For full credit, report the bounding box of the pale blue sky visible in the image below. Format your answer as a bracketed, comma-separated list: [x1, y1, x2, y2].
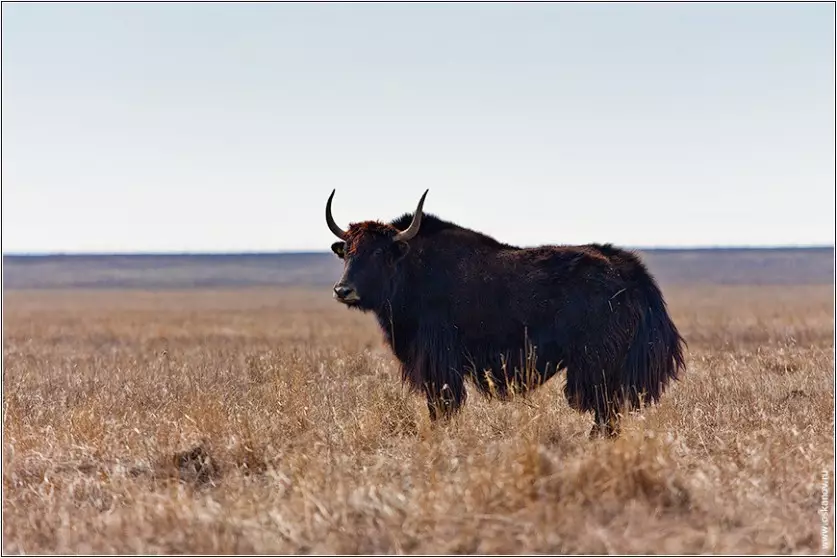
[2, 2, 834, 253]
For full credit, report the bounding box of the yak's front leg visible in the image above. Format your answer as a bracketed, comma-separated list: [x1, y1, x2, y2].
[424, 378, 467, 421]
[406, 328, 467, 421]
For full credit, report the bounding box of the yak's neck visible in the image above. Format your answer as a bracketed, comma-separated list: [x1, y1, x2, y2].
[373, 283, 416, 359]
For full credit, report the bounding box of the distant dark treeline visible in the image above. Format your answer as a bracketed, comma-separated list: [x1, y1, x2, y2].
[3, 248, 834, 289]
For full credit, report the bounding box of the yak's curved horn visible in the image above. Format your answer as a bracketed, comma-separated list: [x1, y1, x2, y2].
[325, 189, 348, 240]
[393, 190, 429, 242]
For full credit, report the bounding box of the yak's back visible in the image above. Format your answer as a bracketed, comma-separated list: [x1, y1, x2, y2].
[534, 242, 652, 284]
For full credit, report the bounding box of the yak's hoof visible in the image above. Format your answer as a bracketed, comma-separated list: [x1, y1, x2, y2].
[589, 421, 620, 439]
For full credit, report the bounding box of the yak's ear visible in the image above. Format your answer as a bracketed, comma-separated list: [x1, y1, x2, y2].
[331, 241, 346, 259]
[389, 241, 410, 263]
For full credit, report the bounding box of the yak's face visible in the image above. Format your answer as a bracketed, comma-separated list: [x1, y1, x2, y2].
[325, 189, 428, 312]
[330, 229, 410, 311]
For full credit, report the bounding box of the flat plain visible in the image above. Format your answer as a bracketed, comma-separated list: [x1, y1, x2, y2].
[2, 250, 835, 553]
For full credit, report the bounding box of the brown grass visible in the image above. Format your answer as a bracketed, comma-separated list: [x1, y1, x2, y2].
[3, 285, 834, 554]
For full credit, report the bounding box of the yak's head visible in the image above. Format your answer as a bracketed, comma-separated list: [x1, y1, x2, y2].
[325, 189, 428, 311]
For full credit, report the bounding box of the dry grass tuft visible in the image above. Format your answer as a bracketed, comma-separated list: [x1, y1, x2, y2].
[2, 285, 834, 553]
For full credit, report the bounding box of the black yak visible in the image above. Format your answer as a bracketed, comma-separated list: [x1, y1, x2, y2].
[325, 190, 685, 436]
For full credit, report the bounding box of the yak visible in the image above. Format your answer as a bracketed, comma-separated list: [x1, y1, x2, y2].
[325, 190, 685, 436]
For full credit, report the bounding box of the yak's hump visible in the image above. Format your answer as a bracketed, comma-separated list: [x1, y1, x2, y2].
[390, 212, 518, 250]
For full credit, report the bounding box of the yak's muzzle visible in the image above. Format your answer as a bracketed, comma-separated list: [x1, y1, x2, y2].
[333, 284, 360, 304]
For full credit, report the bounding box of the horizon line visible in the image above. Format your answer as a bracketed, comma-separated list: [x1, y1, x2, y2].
[3, 244, 834, 258]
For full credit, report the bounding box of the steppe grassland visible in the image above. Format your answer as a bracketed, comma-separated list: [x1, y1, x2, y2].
[3, 285, 834, 553]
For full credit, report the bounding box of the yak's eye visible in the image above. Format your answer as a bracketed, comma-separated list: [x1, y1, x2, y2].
[373, 248, 383, 257]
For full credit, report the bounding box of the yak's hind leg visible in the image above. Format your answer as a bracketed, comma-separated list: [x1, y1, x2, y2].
[591, 397, 621, 438]
[563, 362, 624, 438]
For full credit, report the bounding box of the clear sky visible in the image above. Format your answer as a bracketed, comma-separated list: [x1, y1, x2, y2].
[2, 2, 834, 253]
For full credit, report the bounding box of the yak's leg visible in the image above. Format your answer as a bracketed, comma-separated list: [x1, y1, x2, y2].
[591, 403, 621, 438]
[564, 363, 622, 438]
[424, 377, 467, 421]
[411, 331, 466, 421]
[589, 376, 629, 438]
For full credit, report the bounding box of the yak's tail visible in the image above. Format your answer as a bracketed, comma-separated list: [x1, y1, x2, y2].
[619, 264, 686, 410]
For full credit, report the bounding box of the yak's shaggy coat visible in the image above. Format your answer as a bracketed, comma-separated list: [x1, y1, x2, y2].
[328, 193, 685, 435]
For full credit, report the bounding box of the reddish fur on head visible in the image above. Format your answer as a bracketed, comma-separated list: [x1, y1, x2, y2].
[344, 221, 398, 255]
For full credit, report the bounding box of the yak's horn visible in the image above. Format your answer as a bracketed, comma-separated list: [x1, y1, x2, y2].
[325, 189, 347, 240]
[393, 190, 429, 242]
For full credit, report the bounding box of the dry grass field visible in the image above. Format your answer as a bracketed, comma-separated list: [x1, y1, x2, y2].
[2, 284, 835, 553]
